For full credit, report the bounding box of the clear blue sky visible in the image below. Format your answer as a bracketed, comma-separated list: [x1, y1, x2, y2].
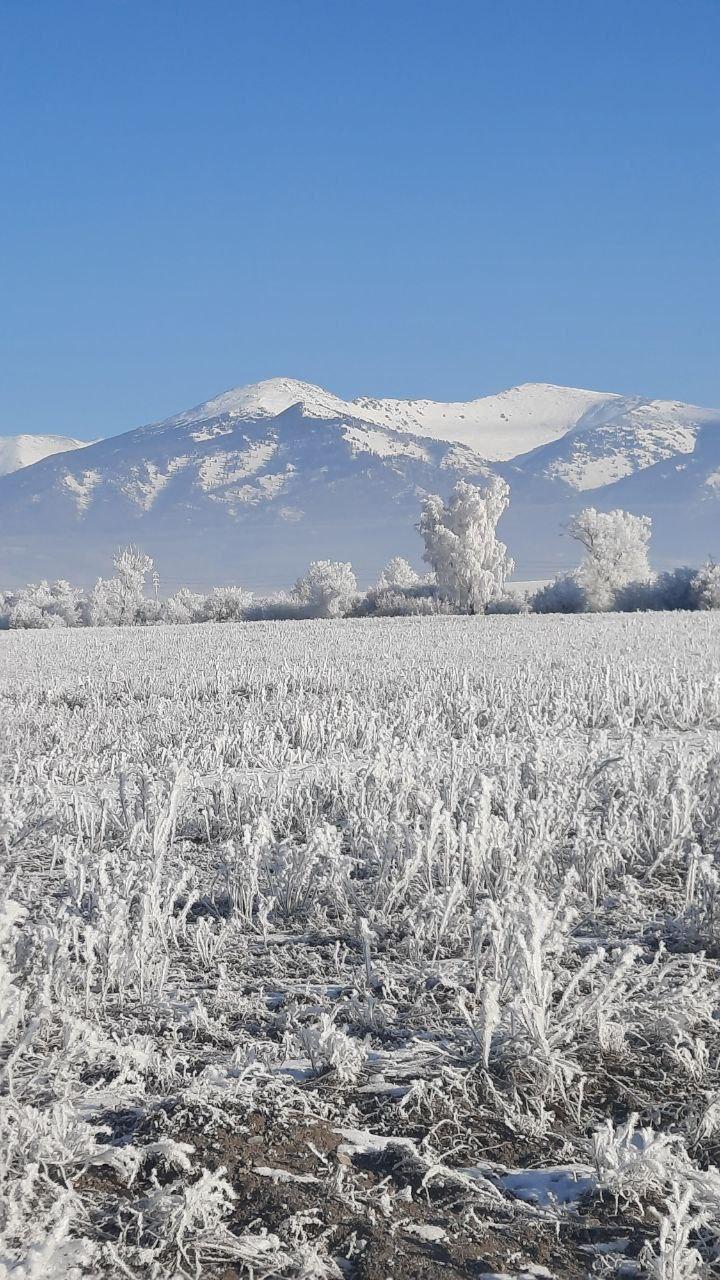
[1, 0, 718, 439]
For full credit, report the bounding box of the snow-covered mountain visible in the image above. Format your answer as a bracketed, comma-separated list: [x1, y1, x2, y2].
[0, 382, 491, 589]
[506, 395, 719, 492]
[353, 383, 620, 460]
[0, 377, 717, 587]
[0, 433, 89, 478]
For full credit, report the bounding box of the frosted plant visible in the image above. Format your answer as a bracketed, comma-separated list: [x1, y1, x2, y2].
[0, 1206, 100, 1280]
[530, 572, 588, 613]
[141, 1167, 245, 1272]
[297, 1012, 365, 1082]
[591, 1116, 689, 1212]
[641, 1183, 708, 1280]
[419, 477, 514, 613]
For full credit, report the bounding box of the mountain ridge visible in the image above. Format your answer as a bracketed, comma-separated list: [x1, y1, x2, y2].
[0, 433, 91, 478]
[0, 377, 717, 588]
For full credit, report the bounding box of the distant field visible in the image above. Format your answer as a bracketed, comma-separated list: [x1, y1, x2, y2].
[2, 614, 720, 1279]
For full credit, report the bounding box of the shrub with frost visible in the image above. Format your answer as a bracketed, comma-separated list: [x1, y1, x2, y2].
[161, 588, 205, 625]
[568, 507, 652, 611]
[485, 590, 529, 614]
[352, 582, 453, 617]
[376, 556, 420, 591]
[134, 598, 164, 625]
[112, 544, 155, 624]
[2, 580, 83, 629]
[530, 573, 588, 614]
[692, 560, 720, 610]
[197, 586, 253, 623]
[592, 1115, 688, 1211]
[292, 560, 358, 618]
[419, 477, 514, 613]
[244, 591, 309, 622]
[615, 566, 698, 613]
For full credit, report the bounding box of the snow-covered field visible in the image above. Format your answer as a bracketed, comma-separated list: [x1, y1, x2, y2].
[2, 614, 720, 1279]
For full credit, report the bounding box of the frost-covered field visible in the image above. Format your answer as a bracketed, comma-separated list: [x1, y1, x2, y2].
[2, 614, 720, 1279]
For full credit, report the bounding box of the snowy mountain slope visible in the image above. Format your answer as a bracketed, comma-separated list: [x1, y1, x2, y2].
[352, 382, 619, 460]
[0, 377, 717, 586]
[118, 375, 720, 489]
[0, 391, 491, 588]
[0, 433, 90, 477]
[504, 396, 720, 492]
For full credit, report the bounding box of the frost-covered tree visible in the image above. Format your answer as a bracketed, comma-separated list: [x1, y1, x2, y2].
[568, 507, 652, 611]
[292, 560, 358, 618]
[113, 545, 154, 624]
[692, 559, 720, 610]
[376, 556, 419, 591]
[419, 477, 513, 614]
[86, 545, 154, 626]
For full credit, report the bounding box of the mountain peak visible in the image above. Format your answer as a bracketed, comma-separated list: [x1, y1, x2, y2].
[0, 433, 90, 478]
[159, 377, 351, 431]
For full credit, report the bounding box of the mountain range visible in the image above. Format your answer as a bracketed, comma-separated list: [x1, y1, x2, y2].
[0, 377, 717, 590]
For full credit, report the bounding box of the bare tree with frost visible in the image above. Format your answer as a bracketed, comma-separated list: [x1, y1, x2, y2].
[419, 477, 514, 614]
[568, 507, 652, 611]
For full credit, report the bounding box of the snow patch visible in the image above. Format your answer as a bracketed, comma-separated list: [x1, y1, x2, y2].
[341, 425, 429, 461]
[120, 457, 190, 510]
[60, 469, 102, 513]
[197, 442, 278, 492]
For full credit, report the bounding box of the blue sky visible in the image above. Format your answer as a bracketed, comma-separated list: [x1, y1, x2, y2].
[1, 0, 718, 439]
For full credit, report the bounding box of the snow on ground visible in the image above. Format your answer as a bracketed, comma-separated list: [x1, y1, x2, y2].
[1, 613, 720, 1279]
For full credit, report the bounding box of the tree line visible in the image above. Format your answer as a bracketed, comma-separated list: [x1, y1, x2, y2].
[1, 478, 718, 627]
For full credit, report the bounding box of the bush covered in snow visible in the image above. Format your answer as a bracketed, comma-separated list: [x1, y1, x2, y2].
[352, 582, 455, 618]
[693, 559, 720, 610]
[291, 559, 359, 619]
[530, 573, 589, 614]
